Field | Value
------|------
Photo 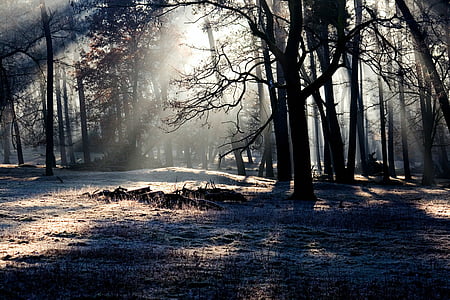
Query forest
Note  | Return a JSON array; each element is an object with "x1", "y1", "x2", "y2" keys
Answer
[{"x1": 0, "y1": 0, "x2": 449, "y2": 299}]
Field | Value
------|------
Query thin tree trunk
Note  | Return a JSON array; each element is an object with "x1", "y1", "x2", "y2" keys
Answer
[
  {"x1": 246, "y1": 143, "x2": 254, "y2": 165},
  {"x1": 55, "y1": 67, "x2": 67, "y2": 166},
  {"x1": 357, "y1": 61, "x2": 368, "y2": 176},
  {"x1": 41, "y1": 0, "x2": 54, "y2": 176},
  {"x1": 398, "y1": 70, "x2": 411, "y2": 180},
  {"x1": 387, "y1": 92, "x2": 396, "y2": 178},
  {"x1": 313, "y1": 104, "x2": 322, "y2": 174},
  {"x1": 317, "y1": 29, "x2": 346, "y2": 182},
  {"x1": 257, "y1": 44, "x2": 274, "y2": 177},
  {"x1": 378, "y1": 76, "x2": 390, "y2": 182},
  {"x1": 185, "y1": 143, "x2": 192, "y2": 169},
  {"x1": 417, "y1": 62, "x2": 434, "y2": 185},
  {"x1": 76, "y1": 75, "x2": 90, "y2": 164},
  {"x1": 232, "y1": 136, "x2": 246, "y2": 176},
  {"x1": 12, "y1": 104, "x2": 24, "y2": 165},
  {"x1": 165, "y1": 140, "x2": 173, "y2": 167},
  {"x1": 2, "y1": 106, "x2": 11, "y2": 164},
  {"x1": 262, "y1": 47, "x2": 289, "y2": 180},
  {"x1": 62, "y1": 68, "x2": 75, "y2": 165}
]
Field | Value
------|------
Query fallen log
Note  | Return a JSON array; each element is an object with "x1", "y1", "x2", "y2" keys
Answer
[
  {"x1": 86, "y1": 186, "x2": 225, "y2": 210},
  {"x1": 179, "y1": 186, "x2": 247, "y2": 203}
]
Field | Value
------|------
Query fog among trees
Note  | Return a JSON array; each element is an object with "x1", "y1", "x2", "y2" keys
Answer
[
  {"x1": 0, "y1": 1, "x2": 449, "y2": 298},
  {"x1": 1, "y1": 0, "x2": 449, "y2": 197}
]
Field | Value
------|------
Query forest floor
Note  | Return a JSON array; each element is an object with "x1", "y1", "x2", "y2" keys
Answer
[{"x1": 0, "y1": 165, "x2": 449, "y2": 299}]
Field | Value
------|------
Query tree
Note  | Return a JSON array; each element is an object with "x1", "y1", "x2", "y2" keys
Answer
[
  {"x1": 395, "y1": 0, "x2": 450, "y2": 134},
  {"x1": 40, "y1": 0, "x2": 55, "y2": 176}
]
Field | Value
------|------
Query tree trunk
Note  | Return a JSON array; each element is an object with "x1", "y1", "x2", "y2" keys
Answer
[
  {"x1": 55, "y1": 67, "x2": 67, "y2": 166},
  {"x1": 378, "y1": 76, "x2": 390, "y2": 182},
  {"x1": 272, "y1": 0, "x2": 292, "y2": 181},
  {"x1": 232, "y1": 136, "x2": 246, "y2": 176},
  {"x1": 76, "y1": 75, "x2": 91, "y2": 164},
  {"x1": 357, "y1": 61, "x2": 368, "y2": 176},
  {"x1": 0, "y1": 61, "x2": 22, "y2": 165},
  {"x1": 387, "y1": 92, "x2": 397, "y2": 178},
  {"x1": 62, "y1": 68, "x2": 76, "y2": 165},
  {"x1": 262, "y1": 47, "x2": 290, "y2": 181},
  {"x1": 417, "y1": 62, "x2": 435, "y2": 186},
  {"x1": 12, "y1": 104, "x2": 24, "y2": 165},
  {"x1": 313, "y1": 104, "x2": 322, "y2": 174},
  {"x1": 398, "y1": 69, "x2": 411, "y2": 180},
  {"x1": 2, "y1": 106, "x2": 11, "y2": 164},
  {"x1": 317, "y1": 29, "x2": 346, "y2": 182},
  {"x1": 437, "y1": 128, "x2": 450, "y2": 178},
  {"x1": 285, "y1": 64, "x2": 315, "y2": 200},
  {"x1": 165, "y1": 140, "x2": 173, "y2": 167},
  {"x1": 185, "y1": 143, "x2": 192, "y2": 169},
  {"x1": 41, "y1": 0, "x2": 54, "y2": 176},
  {"x1": 257, "y1": 45, "x2": 274, "y2": 177},
  {"x1": 346, "y1": 0, "x2": 362, "y2": 182}
]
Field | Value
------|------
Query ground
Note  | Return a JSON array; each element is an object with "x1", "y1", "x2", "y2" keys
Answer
[{"x1": 0, "y1": 165, "x2": 449, "y2": 299}]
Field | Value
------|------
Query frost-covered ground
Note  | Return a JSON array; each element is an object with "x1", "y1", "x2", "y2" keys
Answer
[{"x1": 0, "y1": 165, "x2": 449, "y2": 299}]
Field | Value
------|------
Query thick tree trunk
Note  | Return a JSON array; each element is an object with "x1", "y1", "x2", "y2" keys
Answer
[
  {"x1": 285, "y1": 65, "x2": 315, "y2": 200},
  {"x1": 41, "y1": 0, "x2": 54, "y2": 176},
  {"x1": 273, "y1": 0, "x2": 292, "y2": 182},
  {"x1": 346, "y1": 0, "x2": 363, "y2": 182}
]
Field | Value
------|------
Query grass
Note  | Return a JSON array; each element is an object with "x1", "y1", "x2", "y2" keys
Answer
[{"x1": 0, "y1": 167, "x2": 449, "y2": 299}]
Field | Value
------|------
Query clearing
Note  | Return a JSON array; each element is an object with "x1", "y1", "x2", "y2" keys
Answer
[{"x1": 0, "y1": 166, "x2": 449, "y2": 299}]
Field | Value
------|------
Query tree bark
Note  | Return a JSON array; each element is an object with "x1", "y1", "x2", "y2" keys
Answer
[
  {"x1": 272, "y1": 1, "x2": 293, "y2": 182},
  {"x1": 62, "y1": 68, "x2": 76, "y2": 165},
  {"x1": 387, "y1": 92, "x2": 397, "y2": 178},
  {"x1": 12, "y1": 104, "x2": 24, "y2": 165},
  {"x1": 76, "y1": 75, "x2": 91, "y2": 164},
  {"x1": 2, "y1": 106, "x2": 11, "y2": 164},
  {"x1": 55, "y1": 67, "x2": 67, "y2": 166},
  {"x1": 378, "y1": 76, "x2": 390, "y2": 182},
  {"x1": 357, "y1": 61, "x2": 368, "y2": 176},
  {"x1": 41, "y1": 0, "x2": 54, "y2": 176},
  {"x1": 232, "y1": 136, "x2": 246, "y2": 176},
  {"x1": 417, "y1": 60, "x2": 435, "y2": 185},
  {"x1": 398, "y1": 69, "x2": 411, "y2": 180},
  {"x1": 317, "y1": 28, "x2": 346, "y2": 183},
  {"x1": 346, "y1": 0, "x2": 363, "y2": 182}
]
